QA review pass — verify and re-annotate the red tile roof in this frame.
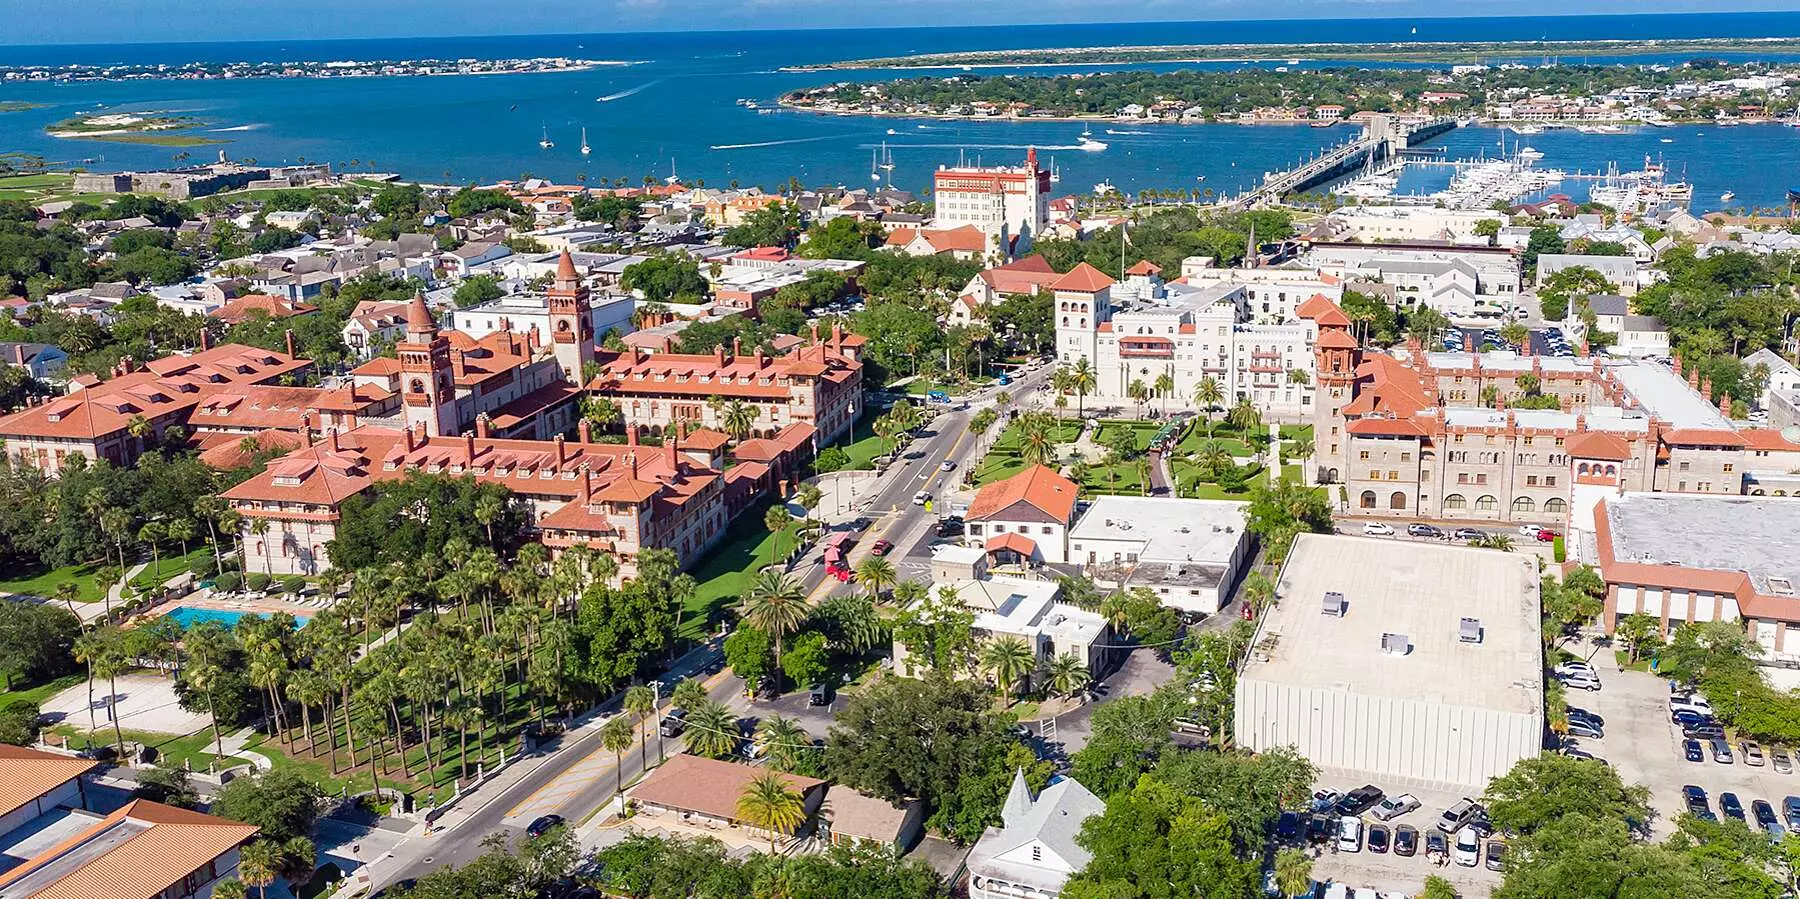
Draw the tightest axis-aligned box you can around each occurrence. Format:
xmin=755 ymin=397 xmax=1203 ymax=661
xmin=1295 ymin=294 xmax=1351 ymax=327
xmin=984 ymin=533 xmax=1039 ymax=556
xmin=1566 ymin=430 xmax=1632 ymax=461
xmin=628 ymin=754 xmax=823 ymax=826
xmin=0 ymin=745 xmax=96 ymax=820
xmin=1051 ymin=262 xmax=1115 ymax=294
xmin=966 ymin=464 xmax=1078 ymax=523
xmin=0 ymin=799 xmax=257 ymax=899
xmin=1125 ymin=259 xmax=1162 ymax=276
xmin=213 ymin=293 xmax=317 ymax=326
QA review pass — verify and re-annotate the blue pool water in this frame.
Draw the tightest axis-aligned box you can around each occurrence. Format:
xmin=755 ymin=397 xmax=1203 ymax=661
xmin=161 ymin=606 xmax=309 ymax=629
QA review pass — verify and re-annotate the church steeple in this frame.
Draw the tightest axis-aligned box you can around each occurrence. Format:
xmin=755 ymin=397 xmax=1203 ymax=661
xmin=547 ymin=249 xmax=595 ymax=383
xmin=397 ymin=292 xmax=457 ymax=436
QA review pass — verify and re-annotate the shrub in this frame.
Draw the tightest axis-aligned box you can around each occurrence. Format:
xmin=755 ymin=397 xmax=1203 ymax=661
xmin=213 ymin=571 xmax=243 ymax=594
xmin=1552 ymin=535 xmax=1567 ymax=563
xmin=0 ymin=702 xmax=41 ymax=746
xmin=246 ymin=573 xmax=271 ymax=592
xmin=279 ymin=575 xmax=305 ymax=595
xmin=190 ymin=555 xmax=219 ymax=579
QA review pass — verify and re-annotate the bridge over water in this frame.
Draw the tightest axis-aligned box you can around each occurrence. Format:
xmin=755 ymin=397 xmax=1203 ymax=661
xmin=1229 ymin=115 xmax=1459 ymax=209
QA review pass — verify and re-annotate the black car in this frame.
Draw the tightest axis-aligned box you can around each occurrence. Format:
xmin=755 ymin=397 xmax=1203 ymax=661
xmin=1406 ymin=523 xmax=1443 ymax=538
xmin=1722 ymin=792 xmax=1747 ymax=822
xmin=1394 ymin=824 xmax=1418 ymax=856
xmin=526 ymin=814 xmax=566 ymax=838
xmin=1567 ymin=707 xmax=1605 ymax=727
xmin=1336 ymin=784 xmax=1386 ymax=816
xmin=936 ymin=518 xmax=965 ymax=538
xmin=1275 ymin=811 xmax=1303 ymax=842
xmin=1685 ymin=723 xmax=1726 ymax=741
xmin=1672 ymin=709 xmax=1712 ymax=727
xmin=1368 ymin=824 xmax=1391 ymax=853
xmin=658 ymin=709 xmax=689 ymax=737
xmin=1425 ymin=831 xmax=1448 ymax=857
xmin=850 ymin=517 xmax=872 ymax=532
xmin=1754 ymin=800 xmax=1781 ymax=833
xmin=1453 ymin=527 xmax=1486 ymax=541
xmin=1684 ymin=739 xmax=1705 ymax=762
xmin=808 ymin=683 xmax=830 ymax=707
xmin=1683 ymin=785 xmax=1716 ymax=822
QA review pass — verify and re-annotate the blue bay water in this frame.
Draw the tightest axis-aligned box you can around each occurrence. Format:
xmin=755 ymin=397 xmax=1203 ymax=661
xmin=3 ymin=12 xmax=1800 ymax=209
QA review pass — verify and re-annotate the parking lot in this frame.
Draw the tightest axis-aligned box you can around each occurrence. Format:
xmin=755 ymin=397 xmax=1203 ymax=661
xmin=1562 ymin=649 xmax=1800 ymax=838
xmin=1305 ymin=781 xmax=1505 ymax=897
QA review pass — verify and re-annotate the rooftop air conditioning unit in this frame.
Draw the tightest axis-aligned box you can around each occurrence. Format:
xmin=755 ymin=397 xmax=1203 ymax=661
xmin=1459 ymin=617 xmax=1483 ymax=644
xmin=1381 ymin=632 xmax=1411 ymax=656
xmin=1322 ymin=592 xmax=1347 ymax=617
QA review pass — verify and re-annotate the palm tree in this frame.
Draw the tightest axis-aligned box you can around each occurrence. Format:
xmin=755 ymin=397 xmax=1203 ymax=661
xmin=855 ymin=556 xmax=897 ymax=601
xmin=763 ymin=505 xmax=792 ymax=568
xmin=600 ymin=715 xmax=635 ymax=804
xmin=279 ymin=837 xmax=317 ymax=896
xmin=979 ymin=636 xmax=1035 ymax=702
xmin=1226 ymin=398 xmax=1261 ymax=436
xmin=53 ymin=581 xmax=79 ymax=615
xmin=1275 ymin=847 xmax=1313 ymax=898
xmin=793 ymin=483 xmax=822 ymax=525
xmin=1195 ymin=439 xmax=1233 ymax=478
xmin=137 ymin=521 xmax=163 ymax=580
xmin=754 ymin=714 xmax=808 ymax=772
xmin=1043 ymin=652 xmax=1091 ymax=700
xmin=1472 ymin=534 xmax=1515 ymax=552
xmin=623 ymin=684 xmax=658 ymax=766
xmin=1192 ymin=376 xmax=1224 ymax=433
xmin=1069 ymin=358 xmax=1097 ymax=420
xmin=249 ymin=517 xmax=273 ymax=576
xmin=1018 ymin=413 xmax=1057 ymax=468
xmin=683 ymin=699 xmax=740 ymax=759
xmin=721 ymin=400 xmax=757 ymax=441
xmin=741 ymin=572 xmax=808 ymax=691
xmin=165 ymin=517 xmax=196 ymax=558
xmin=1241 ymin=572 xmax=1276 ymax=619
xmin=238 ymin=841 xmax=282 ymax=899
xmin=1153 ymin=371 xmax=1174 ymax=418
xmin=1127 ymin=379 xmax=1149 ymax=419
xmin=72 ymin=629 xmax=109 ymax=748
xmin=737 ymin=772 xmax=806 ymax=852
xmin=670 ymin=678 xmax=709 ymax=712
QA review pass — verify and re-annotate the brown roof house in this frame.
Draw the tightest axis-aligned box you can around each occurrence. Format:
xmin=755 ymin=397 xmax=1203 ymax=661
xmin=965 ymin=464 xmax=1081 ymax=564
xmin=820 ymin=788 xmax=925 ymax=853
xmin=626 ymin=755 xmax=826 ymax=850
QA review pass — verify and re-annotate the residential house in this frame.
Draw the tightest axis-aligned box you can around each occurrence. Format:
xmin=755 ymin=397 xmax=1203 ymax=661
xmin=965 ymin=772 xmax=1105 ymax=899
xmin=964 ymin=465 xmax=1080 ymax=565
xmin=0 ymin=343 xmax=68 ymax=382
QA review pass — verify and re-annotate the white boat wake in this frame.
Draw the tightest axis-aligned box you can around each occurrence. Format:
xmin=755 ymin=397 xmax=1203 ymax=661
xmin=876 ymin=142 xmax=1087 ymax=151
xmin=596 ymin=80 xmax=662 ymax=102
xmin=710 ymin=135 xmax=839 ymax=150
xmin=207 ymin=124 xmax=264 ymax=132
xmin=1105 ymin=129 xmax=1153 ymax=135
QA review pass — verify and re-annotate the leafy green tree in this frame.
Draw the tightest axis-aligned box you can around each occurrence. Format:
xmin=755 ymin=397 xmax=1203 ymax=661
xmin=722 ymin=202 xmax=802 ymax=249
xmin=1061 ymin=777 xmax=1259 ymax=899
xmin=452 ymin=274 xmax=505 ymax=308
xmin=620 ymin=253 xmax=709 ymax=304
xmin=1483 ymin=753 xmax=1652 ymax=836
xmin=779 ymin=632 xmax=830 ymax=689
xmin=723 ymin=625 xmax=774 ymax=688
xmin=209 ymin=769 xmax=323 ymax=843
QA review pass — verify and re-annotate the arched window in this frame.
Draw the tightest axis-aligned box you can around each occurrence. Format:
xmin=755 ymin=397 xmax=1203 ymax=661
xmin=1605 ymin=464 xmax=1617 ymax=475
xmin=1444 ymin=494 xmax=1467 ymax=510
xmin=1475 ymin=495 xmax=1498 ymax=511
xmin=1544 ymin=498 xmax=1568 ymax=513
xmin=1512 ymin=496 xmax=1536 ymax=513
xmin=409 ymin=378 xmax=425 ymax=393
xmin=1359 ymin=490 xmax=1377 ymax=509
xmin=1577 ymin=462 xmax=1590 ymax=475
xmin=1389 ymin=491 xmax=1407 ymax=510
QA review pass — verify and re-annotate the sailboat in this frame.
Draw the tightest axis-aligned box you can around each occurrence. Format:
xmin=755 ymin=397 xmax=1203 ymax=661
xmin=538 ymin=124 xmax=554 ymax=149
xmin=579 ymin=127 xmax=591 ymax=156
xmin=869 ymin=148 xmax=881 ymax=182
xmin=878 ymin=141 xmax=896 ymax=178
xmin=665 ymin=158 xmax=680 ymax=185
xmin=1048 ymin=156 xmax=1060 ymax=184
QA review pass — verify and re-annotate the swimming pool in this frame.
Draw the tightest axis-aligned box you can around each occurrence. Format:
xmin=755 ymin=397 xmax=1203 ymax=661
xmin=161 ymin=606 xmax=309 ymax=629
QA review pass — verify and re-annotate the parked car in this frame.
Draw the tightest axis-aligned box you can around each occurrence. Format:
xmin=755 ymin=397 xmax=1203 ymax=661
xmin=1306 ymin=813 xmax=1336 ymax=844
xmin=1562 ymin=745 xmax=1601 ymax=763
xmin=1721 ymin=792 xmax=1747 ymax=822
xmin=1784 ymin=796 xmax=1800 ymax=831
xmin=1336 ymin=785 xmax=1386 ymax=816
xmin=1566 ymin=718 xmax=1604 ymax=740
xmin=1453 ymin=827 xmax=1481 ymax=866
xmin=1485 ymin=841 xmax=1507 ymax=871
xmin=658 ymin=709 xmax=689 ymax=738
xmin=1567 ymin=706 xmax=1604 ymax=727
xmin=1453 ymin=527 xmax=1486 ymax=541
xmin=1684 ymin=785 xmax=1716 ymax=822
xmin=1368 ymin=824 xmax=1391 ymax=853
xmin=1743 ymin=741 xmax=1768 ymax=767
xmin=1337 ymin=815 xmax=1364 ymax=853
xmin=1713 ymin=738 xmax=1736 ymax=764
xmin=1394 ymin=824 xmax=1418 ymax=857
xmin=869 ymin=539 xmax=895 ymax=557
xmin=1536 ymin=529 xmax=1559 ymax=542
xmin=1517 ymin=524 xmax=1543 ymax=538
xmin=1754 ymin=800 xmax=1783 ymax=836
xmin=526 ymin=814 xmax=566 ymax=838
xmin=1672 ymin=709 xmax=1712 ymax=727
xmin=936 ymin=517 xmax=965 ymax=538
xmin=1310 ymin=790 xmax=1343 ymax=813
xmin=1557 ymin=671 xmax=1602 ymax=692
xmin=1361 ymin=522 xmax=1396 ymax=537
xmin=1437 ymin=799 xmax=1483 ymax=833
xmin=1684 ymin=739 xmax=1706 ymax=763
xmin=808 ymin=683 xmax=830 ymax=707
xmin=1406 ymin=523 xmax=1443 ymax=538
xmin=1685 ymin=722 xmax=1726 ymax=741
xmin=1776 ymin=747 xmax=1795 ymax=774
xmin=1275 ymin=811 xmax=1303 ymax=842
xmin=1371 ymin=793 xmax=1420 ymax=821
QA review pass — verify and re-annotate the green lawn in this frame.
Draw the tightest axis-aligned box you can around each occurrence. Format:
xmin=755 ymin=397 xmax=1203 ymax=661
xmin=48 ymin=723 xmax=251 ymax=770
xmin=1091 ymin=420 xmax=1161 ymax=454
xmin=0 ymin=673 xmax=83 ymax=710
xmin=837 ymin=414 xmax=889 ymax=471
xmin=974 ymin=453 xmax=1029 ymax=486
xmin=129 ymin=546 xmax=213 ymax=592
xmin=0 ymin=561 xmax=112 ymax=603
xmin=1077 ymin=461 xmax=1152 ymax=497
xmin=1168 ymin=459 xmax=1264 ymax=500
xmin=684 ymin=502 xmax=804 ymax=638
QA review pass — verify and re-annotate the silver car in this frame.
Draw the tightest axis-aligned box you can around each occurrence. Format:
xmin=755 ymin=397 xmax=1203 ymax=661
xmin=1372 ymin=793 xmax=1421 ymax=821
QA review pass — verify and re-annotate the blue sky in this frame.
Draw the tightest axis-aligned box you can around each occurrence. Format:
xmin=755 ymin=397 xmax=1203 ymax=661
xmin=5 ymin=0 xmax=1799 ymax=45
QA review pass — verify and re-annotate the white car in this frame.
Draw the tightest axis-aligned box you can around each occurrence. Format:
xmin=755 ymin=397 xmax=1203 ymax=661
xmin=1557 ymin=671 xmax=1602 ymax=692
xmin=1518 ymin=523 xmax=1544 ymax=538
xmin=1554 ymin=661 xmax=1595 ymax=677
xmin=912 ymin=491 xmax=931 ymax=506
xmin=1337 ymin=815 xmax=1363 ymax=853
xmin=1454 ymin=826 xmax=1482 ymax=866
xmin=1671 ymin=693 xmax=1713 ymax=716
xmin=1361 ymin=522 xmax=1396 ymax=537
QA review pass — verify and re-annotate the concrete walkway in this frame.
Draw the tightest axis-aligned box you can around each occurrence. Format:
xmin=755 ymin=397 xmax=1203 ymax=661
xmin=218 ymin=728 xmax=274 ymax=771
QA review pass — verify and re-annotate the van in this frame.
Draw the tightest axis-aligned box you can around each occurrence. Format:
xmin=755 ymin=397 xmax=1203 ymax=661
xmin=808 ymin=684 xmax=829 ymax=707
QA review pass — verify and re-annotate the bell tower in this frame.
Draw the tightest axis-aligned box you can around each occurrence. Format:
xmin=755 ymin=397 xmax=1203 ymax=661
xmin=548 ymin=249 xmax=595 ymax=383
xmin=398 ymin=293 xmax=458 ymax=436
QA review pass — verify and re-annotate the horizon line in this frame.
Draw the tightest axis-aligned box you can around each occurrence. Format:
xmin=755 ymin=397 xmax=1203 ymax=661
xmin=4 ymin=8 xmax=1797 ymax=50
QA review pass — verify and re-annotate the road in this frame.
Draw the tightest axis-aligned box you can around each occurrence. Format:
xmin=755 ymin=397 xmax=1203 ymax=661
xmin=367 ymin=363 xmax=1056 ymax=890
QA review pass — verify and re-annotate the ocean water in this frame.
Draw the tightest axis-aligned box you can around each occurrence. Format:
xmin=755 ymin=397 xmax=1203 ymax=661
xmin=2 ymin=12 xmax=1799 ymax=208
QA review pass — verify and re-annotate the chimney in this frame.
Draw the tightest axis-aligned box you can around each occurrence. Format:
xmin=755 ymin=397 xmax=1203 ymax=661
xmin=328 ymin=428 xmax=340 ymax=452
xmin=475 ymin=414 xmax=490 ymax=438
xmin=451 ymin=349 xmax=467 ymax=378
xmin=554 ymin=434 xmax=566 ymax=469
xmin=284 ymin=329 xmax=296 ymax=358
xmin=499 ymin=316 xmax=511 ymax=332
xmin=810 ymin=322 xmax=821 ymax=346
xmin=403 ymin=424 xmax=416 ymax=451
xmin=198 ymin=329 xmax=212 ymax=351
xmin=465 ymin=430 xmax=476 ymax=460
xmin=757 ymin=350 xmax=769 ymax=368
xmin=10 ymin=344 xmax=22 ymax=365
xmin=582 ymin=465 xmax=593 ymax=502
xmin=715 ymin=344 xmax=726 ymax=367
xmin=665 ymin=432 xmax=677 ymax=470
xmin=579 ymin=419 xmax=592 ymax=443
xmin=1720 ymin=392 xmax=1732 ymax=417
xmin=731 ymin=336 xmax=742 ymax=360
xmin=301 ymin=412 xmax=316 ymax=446
xmin=831 ymin=321 xmax=844 ymax=353
xmin=627 ymin=423 xmax=639 ymax=446
xmin=627 ymin=451 xmax=638 ymax=479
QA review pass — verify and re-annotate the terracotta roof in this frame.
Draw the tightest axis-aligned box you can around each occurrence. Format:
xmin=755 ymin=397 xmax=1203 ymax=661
xmin=978 ymin=254 xmax=1062 ymax=296
xmin=984 ymin=533 xmax=1039 ymax=556
xmin=884 ymin=227 xmax=918 ymax=247
xmin=1315 ymin=329 xmax=1358 ymax=350
xmin=1125 ymin=259 xmax=1162 ymax=276
xmin=404 ymin=292 xmax=434 ymax=330
xmin=213 ymin=293 xmax=316 ymax=325
xmin=1296 ymin=294 xmax=1352 ymax=328
xmin=1566 ymin=430 xmax=1632 ymax=461
xmin=1051 ymin=262 xmax=1114 ymax=294
xmin=1661 ymin=427 xmax=1747 ymax=447
xmin=1346 ymin=418 xmax=1429 ymax=437
xmin=915 ymin=225 xmax=988 ymax=255
xmin=0 ymin=745 xmax=96 ymax=820
xmin=824 ymin=790 xmax=918 ymax=843
xmin=196 ymin=429 xmax=307 ymax=469
xmin=1741 ymin=429 xmax=1800 ymax=452
xmin=0 ymin=799 xmax=257 ymax=899
xmin=555 ymin=249 xmax=579 ymax=282
xmin=966 ymin=464 xmax=1078 ymax=523
xmin=628 ymin=754 xmax=823 ymax=825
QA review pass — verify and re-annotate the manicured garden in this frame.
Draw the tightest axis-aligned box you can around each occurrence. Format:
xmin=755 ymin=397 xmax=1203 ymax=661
xmin=684 ymin=502 xmax=806 ymax=639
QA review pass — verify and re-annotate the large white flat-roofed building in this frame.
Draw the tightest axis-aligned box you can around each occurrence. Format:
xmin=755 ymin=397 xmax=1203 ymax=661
xmin=1235 ymin=534 xmax=1544 ymax=791
xmin=1069 ymin=496 xmax=1253 ymax=616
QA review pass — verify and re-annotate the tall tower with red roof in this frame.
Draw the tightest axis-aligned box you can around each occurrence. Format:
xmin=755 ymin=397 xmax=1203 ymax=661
xmin=398 ymin=293 xmax=459 ymax=437
xmin=547 ymin=249 xmax=595 ymax=383
xmin=1297 ymin=294 xmax=1359 ymax=484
